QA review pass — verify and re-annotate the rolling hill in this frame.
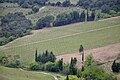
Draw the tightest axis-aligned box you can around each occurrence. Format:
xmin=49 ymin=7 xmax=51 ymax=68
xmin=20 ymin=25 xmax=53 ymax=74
xmin=0 ymin=16 xmax=120 ymax=65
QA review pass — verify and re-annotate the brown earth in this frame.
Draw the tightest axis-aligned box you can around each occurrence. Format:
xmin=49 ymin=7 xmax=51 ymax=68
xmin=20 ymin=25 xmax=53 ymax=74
xmin=57 ymin=43 xmax=120 ymax=67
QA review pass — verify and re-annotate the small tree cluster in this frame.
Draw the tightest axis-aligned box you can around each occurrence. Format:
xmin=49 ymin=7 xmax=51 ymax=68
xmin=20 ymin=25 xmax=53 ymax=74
xmin=36 ymin=15 xmax=55 ymax=29
xmin=0 ymin=54 xmax=21 ymax=68
xmin=35 ymin=50 xmax=56 ymax=63
xmin=69 ymin=57 xmax=77 ymax=75
xmin=36 ymin=11 xmax=95 ymax=29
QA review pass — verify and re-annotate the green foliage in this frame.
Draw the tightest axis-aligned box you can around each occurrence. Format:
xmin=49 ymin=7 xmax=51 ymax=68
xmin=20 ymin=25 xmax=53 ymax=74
xmin=29 ymin=62 xmax=40 ymax=70
xmin=53 ymin=12 xmax=72 ymax=26
xmin=0 ymin=12 xmax=32 ymax=45
xmin=36 ymin=15 xmax=55 ymax=29
xmin=45 ymin=62 xmax=58 ymax=72
xmin=32 ymin=6 xmax=39 ymax=13
xmin=29 ymin=62 xmax=44 ymax=71
xmin=82 ymin=65 xmax=117 ymax=80
xmin=56 ymin=58 xmax=63 ymax=71
xmin=80 ymin=11 xmax=85 ymax=22
xmin=0 ymin=54 xmax=21 ymax=68
xmin=35 ymin=49 xmax=38 ymax=62
xmin=35 ymin=50 xmax=56 ymax=63
xmin=77 ymin=69 xmax=82 ymax=78
xmin=112 ymin=59 xmax=120 ymax=73
xmin=77 ymin=0 xmax=120 ymax=13
xmin=109 ymin=10 xmax=117 ymax=17
xmin=64 ymin=75 xmax=79 ymax=80
xmin=84 ymin=54 xmax=95 ymax=67
xmin=69 ymin=57 xmax=77 ymax=75
xmin=62 ymin=63 xmax=70 ymax=75
xmin=62 ymin=0 xmax=71 ymax=7
xmin=81 ymin=54 xmax=117 ymax=80
xmin=79 ymin=45 xmax=84 ymax=52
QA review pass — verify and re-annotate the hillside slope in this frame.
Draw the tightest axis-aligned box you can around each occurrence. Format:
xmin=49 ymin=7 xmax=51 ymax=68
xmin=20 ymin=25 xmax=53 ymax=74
xmin=0 ymin=17 xmax=120 ymax=65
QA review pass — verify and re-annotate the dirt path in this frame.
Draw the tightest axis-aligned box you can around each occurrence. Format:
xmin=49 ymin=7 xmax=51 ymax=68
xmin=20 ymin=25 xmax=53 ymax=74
xmin=57 ymin=43 xmax=120 ymax=67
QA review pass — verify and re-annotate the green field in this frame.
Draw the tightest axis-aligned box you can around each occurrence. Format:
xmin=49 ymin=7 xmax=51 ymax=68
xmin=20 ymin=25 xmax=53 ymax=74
xmin=0 ymin=17 xmax=120 ymax=65
xmin=0 ymin=67 xmax=54 ymax=80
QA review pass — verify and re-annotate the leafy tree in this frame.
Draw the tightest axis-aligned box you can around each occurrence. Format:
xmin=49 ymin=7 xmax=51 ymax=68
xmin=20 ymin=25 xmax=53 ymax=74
xmin=53 ymin=12 xmax=72 ymax=26
xmin=0 ymin=12 xmax=32 ymax=45
xmin=29 ymin=62 xmax=39 ymax=70
xmin=82 ymin=54 xmax=117 ymax=80
xmin=89 ymin=12 xmax=95 ymax=21
xmin=101 ymin=4 xmax=110 ymax=13
xmin=56 ymin=1 xmax=61 ymax=6
xmin=57 ymin=58 xmax=63 ymax=71
xmin=77 ymin=69 xmax=82 ymax=78
xmin=21 ymin=1 xmax=31 ymax=8
xmin=62 ymin=0 xmax=71 ymax=7
xmin=45 ymin=62 xmax=58 ymax=72
xmin=84 ymin=54 xmax=95 ymax=67
xmin=32 ymin=6 xmax=39 ymax=13
xmin=69 ymin=57 xmax=77 ymax=75
xmin=36 ymin=15 xmax=55 ymax=29
xmin=80 ymin=11 xmax=86 ymax=22
xmin=70 ymin=11 xmax=80 ymax=23
xmin=112 ymin=59 xmax=120 ymax=73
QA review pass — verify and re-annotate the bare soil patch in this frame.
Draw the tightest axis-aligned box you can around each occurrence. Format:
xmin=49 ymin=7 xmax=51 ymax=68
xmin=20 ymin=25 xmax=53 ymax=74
xmin=57 ymin=43 xmax=120 ymax=67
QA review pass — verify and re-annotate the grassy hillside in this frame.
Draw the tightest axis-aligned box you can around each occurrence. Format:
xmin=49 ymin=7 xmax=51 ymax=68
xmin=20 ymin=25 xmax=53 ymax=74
xmin=0 ymin=67 xmax=54 ymax=80
xmin=27 ymin=6 xmax=84 ymax=25
xmin=0 ymin=17 xmax=120 ymax=65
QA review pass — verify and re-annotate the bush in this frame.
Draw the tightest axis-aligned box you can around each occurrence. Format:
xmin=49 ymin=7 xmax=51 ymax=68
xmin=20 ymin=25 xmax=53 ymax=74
xmin=45 ymin=62 xmax=58 ymax=72
xmin=64 ymin=75 xmax=79 ymax=80
xmin=29 ymin=62 xmax=39 ymax=70
xmin=112 ymin=60 xmax=120 ymax=73
xmin=32 ymin=6 xmax=39 ymax=13
xmin=6 ymin=59 xmax=21 ymax=68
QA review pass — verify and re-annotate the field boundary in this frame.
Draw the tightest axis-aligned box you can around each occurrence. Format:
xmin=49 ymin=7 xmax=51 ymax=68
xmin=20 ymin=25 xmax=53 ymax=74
xmin=1 ymin=24 xmax=120 ymax=50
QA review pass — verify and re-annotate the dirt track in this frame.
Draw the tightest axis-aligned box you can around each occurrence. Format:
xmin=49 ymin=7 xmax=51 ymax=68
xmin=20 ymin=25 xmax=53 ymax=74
xmin=57 ymin=43 xmax=120 ymax=67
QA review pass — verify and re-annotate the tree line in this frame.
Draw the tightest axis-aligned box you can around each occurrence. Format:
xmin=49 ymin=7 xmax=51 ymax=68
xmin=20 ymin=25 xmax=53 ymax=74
xmin=0 ymin=45 xmax=119 ymax=79
xmin=1 ymin=0 xmax=120 ymax=15
xmin=35 ymin=10 xmax=95 ymax=29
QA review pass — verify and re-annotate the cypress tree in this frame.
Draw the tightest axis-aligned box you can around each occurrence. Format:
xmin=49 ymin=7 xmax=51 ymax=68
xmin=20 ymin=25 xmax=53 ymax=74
xmin=66 ymin=75 xmax=69 ymax=80
xmin=35 ymin=49 xmax=38 ymax=62
xmin=112 ymin=60 xmax=120 ymax=73
xmin=79 ymin=45 xmax=84 ymax=72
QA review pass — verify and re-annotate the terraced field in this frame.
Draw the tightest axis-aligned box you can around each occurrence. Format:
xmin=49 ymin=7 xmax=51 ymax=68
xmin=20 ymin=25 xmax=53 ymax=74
xmin=0 ymin=17 xmax=120 ymax=65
